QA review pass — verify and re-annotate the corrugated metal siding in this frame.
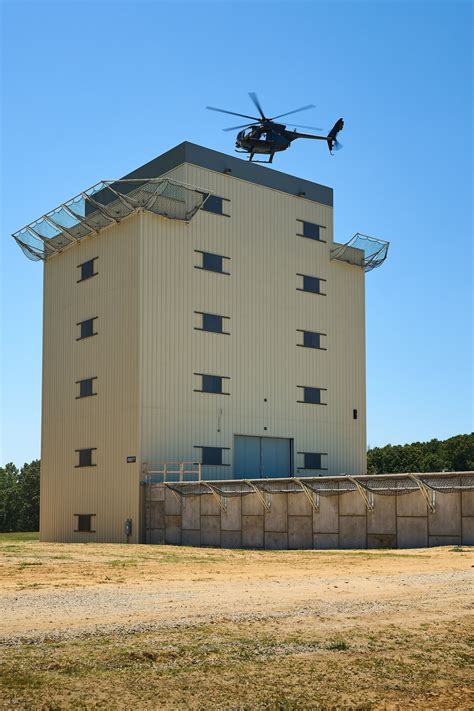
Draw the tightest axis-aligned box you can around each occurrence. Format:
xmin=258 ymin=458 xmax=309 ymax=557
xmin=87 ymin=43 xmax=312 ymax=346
xmin=41 ymin=162 xmax=366 ymax=543
xmin=140 ymin=165 xmax=365 ymax=479
xmin=40 ymin=215 xmax=141 ymax=542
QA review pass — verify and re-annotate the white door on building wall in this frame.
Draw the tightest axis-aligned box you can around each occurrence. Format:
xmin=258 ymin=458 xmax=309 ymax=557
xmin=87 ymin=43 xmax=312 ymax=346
xmin=234 ymin=435 xmax=292 ymax=479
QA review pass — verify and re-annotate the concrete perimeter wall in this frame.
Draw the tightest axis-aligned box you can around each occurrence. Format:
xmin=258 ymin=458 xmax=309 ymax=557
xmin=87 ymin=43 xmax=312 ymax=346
xmin=145 ymin=485 xmax=474 ymax=549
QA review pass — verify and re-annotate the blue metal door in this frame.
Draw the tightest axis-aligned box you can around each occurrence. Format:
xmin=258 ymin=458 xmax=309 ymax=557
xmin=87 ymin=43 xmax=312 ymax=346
xmin=234 ymin=436 xmax=292 ymax=479
xmin=234 ymin=436 xmax=261 ymax=479
xmin=261 ymin=437 xmax=291 ymax=478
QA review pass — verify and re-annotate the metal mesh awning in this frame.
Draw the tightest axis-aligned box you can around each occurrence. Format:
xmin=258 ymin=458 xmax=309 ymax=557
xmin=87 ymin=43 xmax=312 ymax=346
xmin=13 ymin=178 xmax=209 ymax=261
xmin=331 ymin=233 xmax=389 ymax=272
xmin=145 ymin=471 xmax=474 ymax=496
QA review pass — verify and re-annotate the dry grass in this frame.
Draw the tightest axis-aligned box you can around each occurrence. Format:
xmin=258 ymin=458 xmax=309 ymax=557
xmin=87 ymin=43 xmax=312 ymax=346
xmin=1 ymin=539 xmax=473 ymax=710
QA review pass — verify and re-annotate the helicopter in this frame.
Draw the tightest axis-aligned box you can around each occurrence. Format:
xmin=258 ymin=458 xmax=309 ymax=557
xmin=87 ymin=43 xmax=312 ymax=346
xmin=207 ymin=92 xmax=344 ymax=163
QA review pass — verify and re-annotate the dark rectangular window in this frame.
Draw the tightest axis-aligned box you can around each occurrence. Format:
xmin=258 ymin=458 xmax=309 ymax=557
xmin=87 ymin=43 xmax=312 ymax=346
xmin=75 ymin=448 xmax=96 ymax=467
xmin=298 ymin=386 xmax=326 ymax=405
xmin=75 ymin=514 xmax=95 ymax=532
xmin=298 ymin=330 xmax=326 ymax=350
xmin=303 ymin=452 xmax=327 ymax=470
xmin=76 ymin=377 xmax=97 ymax=399
xmin=201 ymin=446 xmax=223 ymax=465
xmin=203 ymin=313 xmax=222 ymax=333
xmin=203 ymin=252 xmax=223 ymax=272
xmin=298 ymin=274 xmax=326 ymax=295
xmin=77 ymin=317 xmax=97 ymax=340
xmin=202 ymin=375 xmax=223 ymax=393
xmin=201 ymin=194 xmax=224 ymax=215
xmin=297 ymin=220 xmax=325 ymax=242
xmin=195 ymin=312 xmax=229 ymax=334
xmin=77 ymin=258 xmax=98 ymax=282
xmin=353 ymin=409 xmax=358 ymax=420
xmin=194 ymin=373 xmax=230 ymax=394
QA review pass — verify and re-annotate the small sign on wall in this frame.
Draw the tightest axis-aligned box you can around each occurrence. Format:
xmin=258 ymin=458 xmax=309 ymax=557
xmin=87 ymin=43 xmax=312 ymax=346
xmin=127 ymin=456 xmax=136 ymax=463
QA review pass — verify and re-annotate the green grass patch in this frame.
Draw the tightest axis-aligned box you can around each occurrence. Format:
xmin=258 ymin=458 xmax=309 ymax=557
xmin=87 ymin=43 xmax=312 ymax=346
xmin=0 ymin=531 xmax=39 ymax=542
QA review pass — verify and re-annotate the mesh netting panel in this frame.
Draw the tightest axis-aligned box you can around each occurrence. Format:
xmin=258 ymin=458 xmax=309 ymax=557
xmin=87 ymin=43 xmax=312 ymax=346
xmin=331 ymin=233 xmax=389 ymax=272
xmin=147 ymin=473 xmax=474 ymax=499
xmin=361 ymin=477 xmax=419 ymax=495
xmin=421 ymin=474 xmax=474 ymax=491
xmin=13 ymin=179 xmax=208 ymax=261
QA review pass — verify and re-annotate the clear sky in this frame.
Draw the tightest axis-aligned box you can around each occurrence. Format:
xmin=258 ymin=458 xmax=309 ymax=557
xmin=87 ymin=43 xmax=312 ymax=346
xmin=1 ymin=0 xmax=472 ymax=466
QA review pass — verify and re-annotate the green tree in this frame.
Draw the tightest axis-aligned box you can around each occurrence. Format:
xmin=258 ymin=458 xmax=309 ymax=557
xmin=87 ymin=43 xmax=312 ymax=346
xmin=367 ymin=433 xmax=474 ymax=474
xmin=0 ymin=460 xmax=40 ymax=532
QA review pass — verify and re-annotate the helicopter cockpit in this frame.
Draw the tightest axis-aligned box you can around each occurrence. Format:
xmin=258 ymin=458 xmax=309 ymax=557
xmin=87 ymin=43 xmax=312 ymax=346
xmin=237 ymin=126 xmax=264 ymax=142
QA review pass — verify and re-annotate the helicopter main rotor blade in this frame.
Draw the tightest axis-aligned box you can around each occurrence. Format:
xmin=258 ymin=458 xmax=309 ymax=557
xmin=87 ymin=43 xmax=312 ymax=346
xmin=223 ymin=122 xmax=260 ymax=132
xmin=206 ymin=106 xmax=260 ymax=121
xmin=248 ymin=92 xmax=266 ymax=120
xmin=271 ymin=104 xmax=316 ymax=120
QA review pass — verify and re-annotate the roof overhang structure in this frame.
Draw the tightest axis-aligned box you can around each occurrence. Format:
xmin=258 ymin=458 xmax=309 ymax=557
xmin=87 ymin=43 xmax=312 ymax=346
xmin=13 ymin=178 xmax=208 ymax=261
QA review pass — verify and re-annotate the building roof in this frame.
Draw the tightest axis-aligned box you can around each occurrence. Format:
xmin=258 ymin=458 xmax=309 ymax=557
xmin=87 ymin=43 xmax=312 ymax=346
xmin=12 ymin=142 xmax=347 ymax=263
xmin=122 ymin=142 xmax=334 ymax=208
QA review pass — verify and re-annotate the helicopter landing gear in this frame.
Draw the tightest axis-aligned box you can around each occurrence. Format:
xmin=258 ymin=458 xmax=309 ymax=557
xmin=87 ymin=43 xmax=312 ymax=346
xmin=248 ymin=153 xmax=275 ymax=164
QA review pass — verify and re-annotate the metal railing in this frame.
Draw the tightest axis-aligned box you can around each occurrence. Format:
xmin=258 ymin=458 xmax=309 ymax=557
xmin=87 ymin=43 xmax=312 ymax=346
xmin=143 ymin=461 xmax=202 ymax=483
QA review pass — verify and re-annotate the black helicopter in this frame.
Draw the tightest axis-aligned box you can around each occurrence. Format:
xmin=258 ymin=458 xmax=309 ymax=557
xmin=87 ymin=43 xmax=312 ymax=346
xmin=207 ymin=93 xmax=344 ymax=163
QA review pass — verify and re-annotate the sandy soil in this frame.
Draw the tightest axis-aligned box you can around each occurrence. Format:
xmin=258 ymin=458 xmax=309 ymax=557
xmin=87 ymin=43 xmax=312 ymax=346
xmin=1 ymin=541 xmax=473 ymax=709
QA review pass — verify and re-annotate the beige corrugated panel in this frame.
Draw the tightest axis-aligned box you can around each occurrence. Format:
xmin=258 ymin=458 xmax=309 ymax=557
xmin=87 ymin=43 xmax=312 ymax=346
xmin=139 ymin=165 xmax=365 ymax=479
xmin=41 ymin=215 xmax=141 ymax=542
xmin=40 ymin=162 xmax=366 ymax=543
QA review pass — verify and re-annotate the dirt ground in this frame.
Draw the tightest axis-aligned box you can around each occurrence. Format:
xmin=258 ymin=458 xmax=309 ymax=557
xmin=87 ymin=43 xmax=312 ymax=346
xmin=1 ymin=538 xmax=473 ymax=710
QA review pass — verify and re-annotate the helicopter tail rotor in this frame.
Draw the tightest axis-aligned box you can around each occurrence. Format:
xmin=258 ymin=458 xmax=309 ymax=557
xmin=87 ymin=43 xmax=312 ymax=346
xmin=327 ymin=118 xmax=344 ymax=154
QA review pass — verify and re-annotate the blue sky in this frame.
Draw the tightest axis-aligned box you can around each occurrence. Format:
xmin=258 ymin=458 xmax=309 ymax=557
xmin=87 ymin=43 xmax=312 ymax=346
xmin=1 ymin=0 xmax=472 ymax=466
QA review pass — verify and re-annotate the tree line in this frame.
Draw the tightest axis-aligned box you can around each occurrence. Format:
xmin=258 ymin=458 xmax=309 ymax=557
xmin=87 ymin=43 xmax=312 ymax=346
xmin=0 ymin=460 xmax=40 ymax=532
xmin=1 ymin=434 xmax=472 ymax=531
xmin=367 ymin=433 xmax=474 ymax=475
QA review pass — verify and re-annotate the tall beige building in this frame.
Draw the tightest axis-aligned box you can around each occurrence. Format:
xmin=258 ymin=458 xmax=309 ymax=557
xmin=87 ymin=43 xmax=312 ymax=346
xmin=14 ymin=142 xmax=388 ymax=543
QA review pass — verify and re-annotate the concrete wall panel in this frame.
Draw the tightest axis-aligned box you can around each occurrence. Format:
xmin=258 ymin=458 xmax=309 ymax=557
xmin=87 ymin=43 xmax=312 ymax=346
xmin=200 ymin=515 xmax=220 ymax=546
xmin=164 ymin=515 xmax=182 ymax=545
xmin=164 ymin=488 xmax=181 ymax=516
xmin=150 ymin=501 xmax=164 ymax=530
xmin=428 ymin=535 xmax=461 ymax=547
xmin=368 ymin=533 xmax=396 ymax=549
xmin=339 ymin=516 xmax=366 ymax=549
xmin=462 ymin=517 xmax=474 ymax=545
xmin=182 ymin=496 xmax=201 ymax=530
xmin=182 ymin=529 xmax=201 ymax=546
xmin=397 ymin=517 xmax=428 ymax=548
xmin=150 ymin=529 xmax=164 ymax=544
xmin=149 ymin=478 xmax=471 ymax=550
xmin=462 ymin=491 xmax=474 ymax=517
xmin=428 ymin=492 xmax=461 ymax=536
xmin=265 ymin=532 xmax=288 ymax=550
xmin=288 ymin=516 xmax=313 ymax=549
xmin=201 ymin=494 xmax=220 ymax=517
xmin=149 ymin=487 xmax=164 ymax=502
xmin=396 ymin=492 xmax=427 ymax=517
xmin=314 ymin=533 xmax=339 ymax=549
xmin=264 ymin=493 xmax=288 ymax=532
xmin=221 ymin=497 xmax=242 ymax=531
xmin=288 ymin=493 xmax=313 ymax=517
xmin=367 ymin=495 xmax=396 ymax=535
xmin=242 ymin=493 xmax=266 ymax=516
xmin=242 ymin=515 xmax=264 ymax=548
xmin=221 ymin=530 xmax=242 ymax=548
xmin=339 ymin=491 xmax=366 ymax=516
xmin=313 ymin=496 xmax=338 ymax=533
